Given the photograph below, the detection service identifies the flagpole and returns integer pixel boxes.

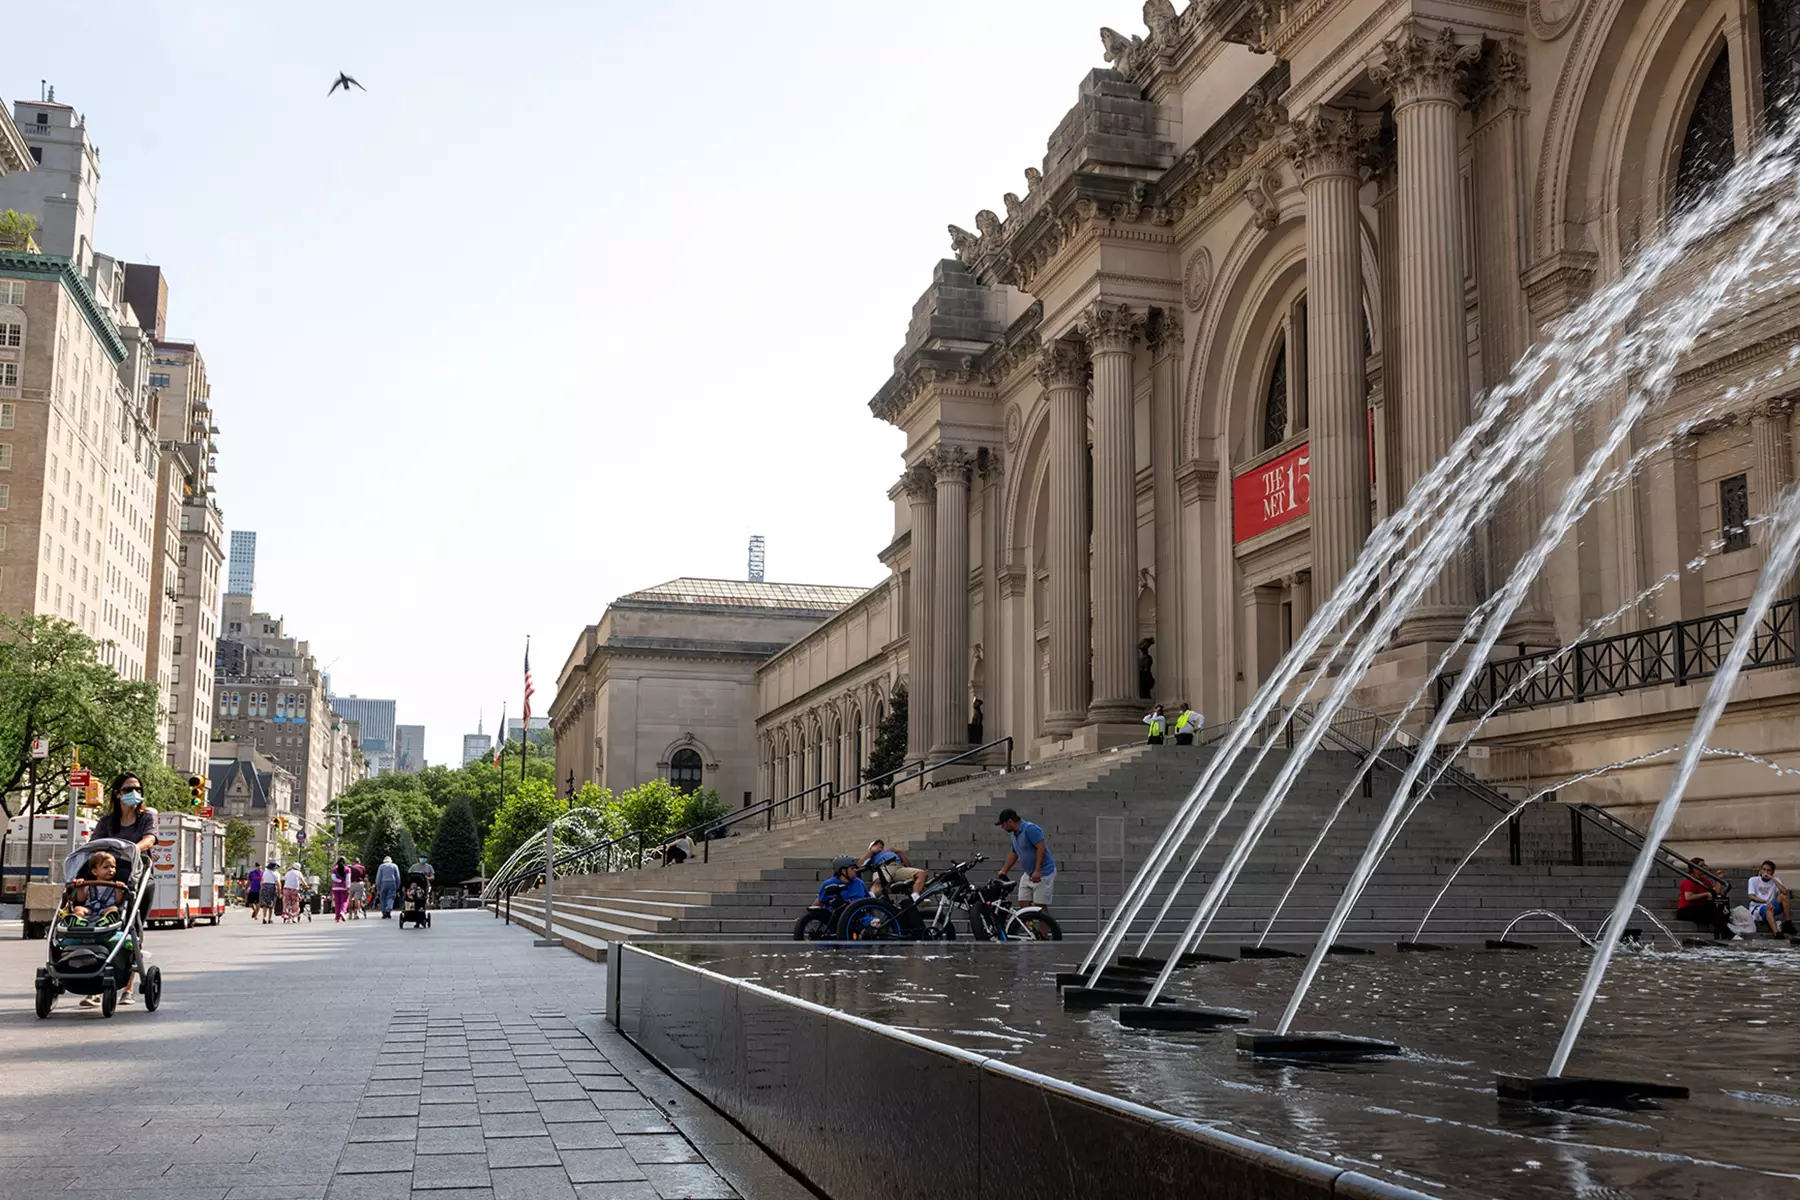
[521,636,531,793]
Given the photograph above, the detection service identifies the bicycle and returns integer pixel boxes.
[966,874,1063,941]
[838,857,985,941]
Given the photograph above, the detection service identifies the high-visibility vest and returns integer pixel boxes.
[1147,717,1165,737]
[1174,711,1192,732]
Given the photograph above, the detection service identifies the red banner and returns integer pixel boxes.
[1234,442,1310,542]
[1232,413,1376,544]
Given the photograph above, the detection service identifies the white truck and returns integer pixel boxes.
[147,811,227,928]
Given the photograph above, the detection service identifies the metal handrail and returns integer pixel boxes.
[489,779,837,923]
[831,736,1015,812]
[1439,595,1800,718]
[1288,701,1730,898]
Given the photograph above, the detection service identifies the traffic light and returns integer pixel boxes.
[188,775,205,806]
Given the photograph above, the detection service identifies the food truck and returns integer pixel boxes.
[3,811,97,939]
[147,811,227,928]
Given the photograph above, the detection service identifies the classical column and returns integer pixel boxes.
[1753,398,1797,585]
[1375,25,1482,642]
[977,450,1006,740]
[931,444,974,757]
[1147,309,1186,705]
[900,462,937,760]
[1036,342,1092,735]
[1287,107,1372,619]
[1081,303,1145,724]
[1372,126,1405,521]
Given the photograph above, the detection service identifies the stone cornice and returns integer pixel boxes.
[1521,250,1598,326]
[869,352,997,426]
[1675,325,1800,392]
[1157,64,1291,234]
[0,251,127,362]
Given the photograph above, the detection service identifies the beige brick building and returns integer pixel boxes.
[215,595,338,835]
[206,742,295,870]
[550,579,868,809]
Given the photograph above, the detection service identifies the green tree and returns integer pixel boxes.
[329,773,440,852]
[0,209,38,248]
[0,615,163,817]
[460,742,553,835]
[431,797,482,888]
[139,761,191,813]
[363,803,419,872]
[864,684,909,799]
[223,818,253,871]
[483,778,564,876]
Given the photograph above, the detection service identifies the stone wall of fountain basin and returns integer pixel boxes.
[608,943,1428,1200]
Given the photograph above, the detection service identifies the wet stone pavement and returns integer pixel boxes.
[0,908,807,1200]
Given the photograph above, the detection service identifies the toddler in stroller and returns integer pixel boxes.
[397,872,432,929]
[35,838,163,1019]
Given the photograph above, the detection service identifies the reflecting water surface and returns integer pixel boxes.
[650,941,1800,1199]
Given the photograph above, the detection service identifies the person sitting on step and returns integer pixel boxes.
[861,839,927,906]
[1675,858,1735,940]
[1747,860,1795,937]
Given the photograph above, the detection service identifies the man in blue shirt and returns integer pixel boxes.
[860,839,927,905]
[995,808,1055,907]
[818,857,869,908]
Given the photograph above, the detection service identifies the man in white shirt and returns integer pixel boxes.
[1747,860,1794,936]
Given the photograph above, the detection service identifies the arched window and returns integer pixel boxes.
[1673,46,1736,213]
[853,710,864,786]
[1762,0,1800,132]
[1262,340,1289,451]
[669,748,702,794]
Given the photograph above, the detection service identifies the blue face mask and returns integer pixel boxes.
[120,791,143,807]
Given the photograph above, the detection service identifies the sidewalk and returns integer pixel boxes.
[0,908,809,1200]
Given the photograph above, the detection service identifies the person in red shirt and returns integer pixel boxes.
[1676,857,1735,940]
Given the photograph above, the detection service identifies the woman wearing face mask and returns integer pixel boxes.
[93,773,158,857]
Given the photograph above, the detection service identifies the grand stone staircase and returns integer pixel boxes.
[501,741,1688,961]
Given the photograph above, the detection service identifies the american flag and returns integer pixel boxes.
[523,638,535,722]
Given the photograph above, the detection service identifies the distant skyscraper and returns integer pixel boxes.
[461,731,492,766]
[748,535,766,583]
[395,724,426,773]
[227,530,257,596]
[328,695,398,774]
[506,716,551,746]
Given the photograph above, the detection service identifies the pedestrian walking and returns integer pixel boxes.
[246,863,264,920]
[349,859,367,919]
[995,807,1056,908]
[330,856,351,922]
[258,860,279,924]
[375,855,401,918]
[281,863,304,924]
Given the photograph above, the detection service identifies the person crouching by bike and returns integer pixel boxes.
[861,839,928,907]
[995,808,1055,908]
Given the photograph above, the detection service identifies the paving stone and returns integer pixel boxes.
[411,1154,490,1189]
[599,1114,676,1137]
[571,1185,657,1200]
[418,1104,482,1128]
[368,1080,424,1097]
[527,1084,588,1102]
[557,1149,645,1184]
[222,1187,330,1200]
[479,1112,549,1138]
[617,1135,703,1166]
[471,1064,523,1078]
[351,1115,421,1144]
[326,1171,411,1200]
[360,1097,422,1119]
[409,1190,492,1200]
[474,1077,531,1095]
[336,1141,416,1175]
[533,1100,606,1123]
[416,1127,485,1155]
[640,1164,738,1199]
[484,1137,561,1169]
[476,1095,539,1115]
[542,1124,621,1151]
[576,1077,635,1093]
[488,1166,577,1200]
[585,1094,656,1113]
[422,1086,479,1105]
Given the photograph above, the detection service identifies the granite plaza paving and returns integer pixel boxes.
[0,908,809,1200]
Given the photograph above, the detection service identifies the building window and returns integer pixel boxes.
[0,321,20,347]
[148,373,170,388]
[669,748,703,795]
[0,402,12,428]
[1762,0,1800,131]
[0,363,17,388]
[0,484,8,510]
[0,282,22,306]
[1721,473,1752,551]
[1673,47,1735,213]
[1262,341,1289,451]
[0,445,10,471]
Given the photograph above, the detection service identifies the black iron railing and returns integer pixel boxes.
[831,737,1014,813]
[1439,596,1800,720]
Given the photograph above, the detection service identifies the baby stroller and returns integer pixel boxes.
[396,872,432,929]
[35,839,162,1019]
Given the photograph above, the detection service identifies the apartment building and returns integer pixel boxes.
[215,594,334,833]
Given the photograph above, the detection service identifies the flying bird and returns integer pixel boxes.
[328,73,366,96]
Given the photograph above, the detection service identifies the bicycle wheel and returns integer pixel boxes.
[966,904,997,941]
[1005,909,1063,941]
[838,898,902,941]
[793,911,834,941]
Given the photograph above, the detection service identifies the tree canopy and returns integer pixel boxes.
[865,684,908,798]
[0,615,164,817]
[362,804,418,872]
[431,797,482,887]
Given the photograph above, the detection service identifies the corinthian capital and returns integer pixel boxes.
[899,462,937,500]
[1284,106,1370,182]
[1469,38,1527,114]
[1371,24,1481,108]
[1079,302,1144,353]
[976,446,1005,482]
[1033,341,1089,388]
[930,443,975,483]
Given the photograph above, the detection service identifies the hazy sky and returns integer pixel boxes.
[17,0,1147,766]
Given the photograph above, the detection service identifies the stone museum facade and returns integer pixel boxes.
[557,1,1800,860]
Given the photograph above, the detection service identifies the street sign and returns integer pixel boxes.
[197,806,214,819]
[1467,746,1491,760]
[30,738,49,759]
[296,830,307,844]
[69,769,91,787]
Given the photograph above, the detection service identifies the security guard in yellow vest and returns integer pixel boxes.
[1172,704,1201,746]
[1142,704,1166,744]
